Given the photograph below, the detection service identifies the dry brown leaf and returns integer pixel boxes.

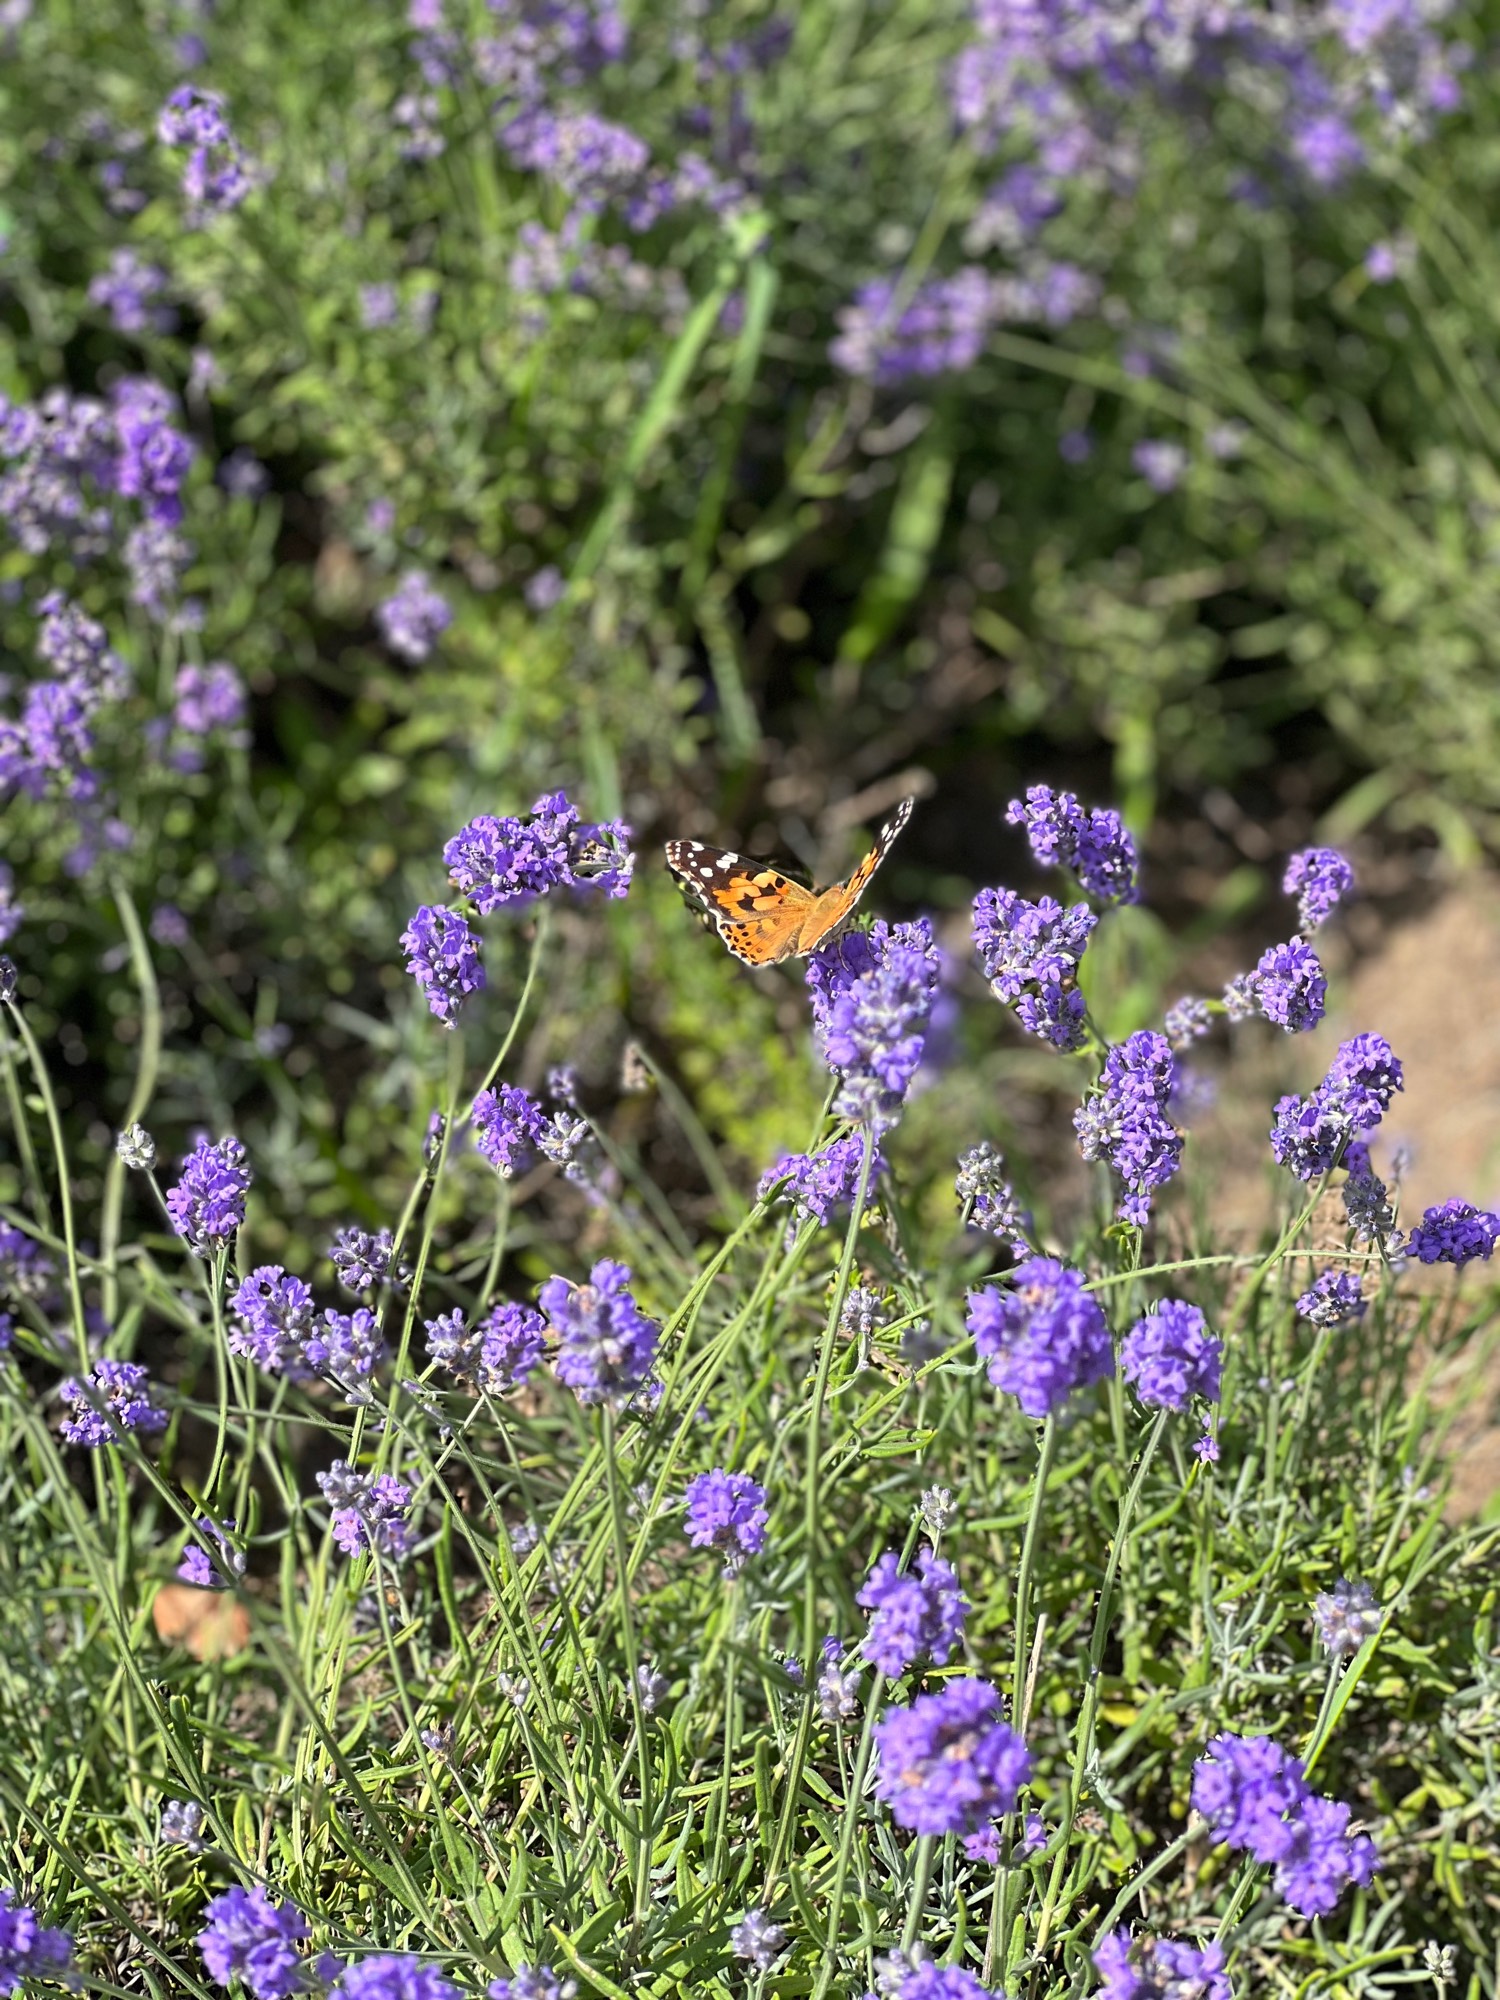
[151,1584,251,1661]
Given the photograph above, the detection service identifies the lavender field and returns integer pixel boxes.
[2,3,1499,1998]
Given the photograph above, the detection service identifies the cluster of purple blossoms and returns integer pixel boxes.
[329,1225,410,1295]
[113,376,194,522]
[488,1966,577,2000]
[299,1309,388,1400]
[972,888,1094,1050]
[1234,938,1328,1034]
[806,920,941,1132]
[817,1634,861,1723]
[1075,1031,1183,1226]
[728,1909,785,1974]
[160,1798,208,1851]
[230,1268,316,1378]
[1092,1931,1230,2000]
[954,1142,1031,1252]
[0,591,132,807]
[1271,1034,1403,1181]
[177,1514,245,1590]
[165,1134,252,1253]
[683,1468,769,1575]
[174,661,246,736]
[401,906,485,1023]
[867,1966,1000,2000]
[196,1885,310,1999]
[873,1677,1030,1835]
[88,246,174,334]
[967,1257,1113,1417]
[1296,1271,1366,1328]
[1163,997,1210,1050]
[499,106,649,211]
[59,1358,169,1447]
[1121,1301,1223,1412]
[1284,847,1355,933]
[1314,1577,1381,1657]
[857,1548,969,1675]
[0,1218,54,1302]
[1006,786,1139,905]
[376,568,452,662]
[1341,1141,1397,1246]
[425,1301,547,1396]
[1132,439,1188,494]
[158,85,254,217]
[443,790,635,910]
[0,1886,74,1994]
[332,1959,464,2000]
[0,385,195,615]
[471,1081,592,1183]
[759,1132,886,1228]
[541,1258,658,1408]
[316,1460,414,1562]
[962,1813,1047,1867]
[1191,1732,1378,1918]
[831,268,997,384]
[1403,1199,1499,1267]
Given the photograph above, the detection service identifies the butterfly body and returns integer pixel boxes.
[665,797,914,967]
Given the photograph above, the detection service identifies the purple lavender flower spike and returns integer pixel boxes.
[807,919,940,1132]
[402,906,485,1022]
[1074,1031,1182,1225]
[1004,786,1138,905]
[471,1083,548,1177]
[59,1358,169,1447]
[177,1515,246,1590]
[1314,1577,1380,1657]
[300,1308,388,1399]
[857,1547,969,1675]
[89,247,174,334]
[1121,1300,1222,1411]
[158,85,254,218]
[333,1956,465,1999]
[488,1968,578,2000]
[542,1258,659,1408]
[229,1267,317,1378]
[1247,939,1327,1033]
[329,1225,410,1295]
[1132,439,1187,493]
[376,569,452,662]
[174,662,246,735]
[1163,997,1210,1050]
[1093,1931,1230,2000]
[683,1468,768,1575]
[1403,1199,1500,1266]
[196,1884,310,1997]
[972,889,1094,1051]
[0,1887,74,1992]
[1271,1035,1403,1181]
[758,1133,886,1227]
[165,1135,252,1253]
[873,1677,1029,1835]
[967,1256,1112,1416]
[955,1142,1031,1251]
[1191,1730,1377,1918]
[316,1460,414,1561]
[1283,848,1354,933]
[830,269,997,384]
[112,376,194,521]
[1295,1271,1366,1327]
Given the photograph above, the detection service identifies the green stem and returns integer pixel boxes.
[814,1672,886,1997]
[1012,1417,1060,1719]
[900,1834,939,1955]
[3,992,87,1358]
[99,875,162,1326]
[769,1125,877,1886]
[603,1405,654,1931]
[1035,1408,1170,1952]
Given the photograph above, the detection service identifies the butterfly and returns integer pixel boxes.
[665,797,914,967]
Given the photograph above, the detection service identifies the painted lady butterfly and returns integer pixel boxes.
[665,797,914,967]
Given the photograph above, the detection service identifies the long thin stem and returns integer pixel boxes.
[100,875,162,1326]
[900,1834,939,1954]
[603,1405,654,1932]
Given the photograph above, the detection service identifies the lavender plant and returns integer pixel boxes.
[2,769,1497,2000]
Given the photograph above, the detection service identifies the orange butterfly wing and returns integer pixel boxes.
[665,798,914,967]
